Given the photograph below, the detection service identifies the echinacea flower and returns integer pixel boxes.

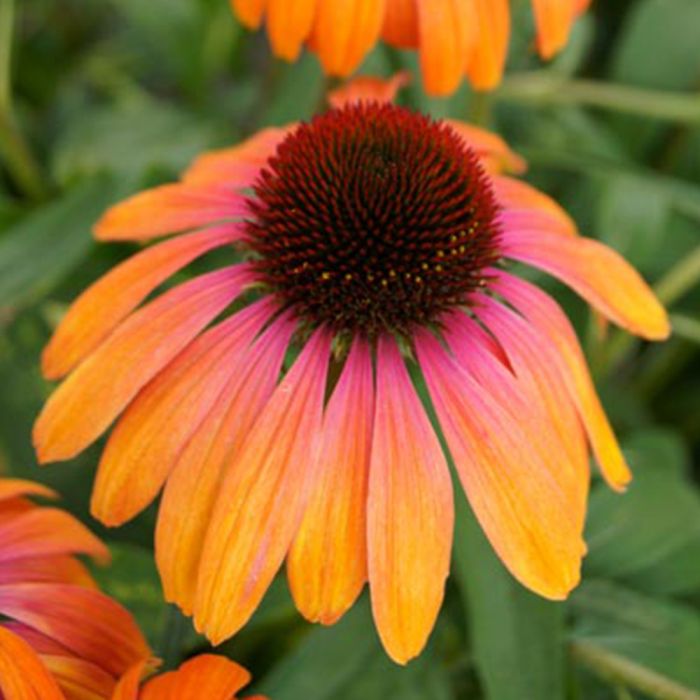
[230,0,592,93]
[0,478,262,700]
[34,79,668,665]
[0,477,151,699]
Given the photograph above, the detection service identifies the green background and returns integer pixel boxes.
[1,0,699,698]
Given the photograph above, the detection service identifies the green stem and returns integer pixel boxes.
[468,90,492,127]
[0,0,13,111]
[498,73,700,123]
[572,640,700,700]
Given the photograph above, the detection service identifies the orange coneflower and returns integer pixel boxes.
[34,79,668,665]
[0,478,262,700]
[230,0,592,94]
[0,478,151,699]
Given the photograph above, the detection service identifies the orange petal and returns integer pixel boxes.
[0,583,151,678]
[230,0,267,29]
[381,0,419,48]
[466,0,510,90]
[141,655,250,700]
[194,328,331,644]
[417,0,475,96]
[493,270,632,491]
[0,508,108,565]
[328,71,411,109]
[265,0,318,61]
[111,659,154,700]
[0,555,96,589]
[42,225,243,380]
[367,336,453,665]
[531,0,578,59]
[183,127,293,187]
[500,227,670,340]
[94,184,251,242]
[493,175,577,235]
[416,330,584,600]
[34,265,253,464]
[42,655,116,700]
[288,337,374,624]
[157,315,295,613]
[445,119,526,174]
[91,299,275,527]
[312,0,386,76]
[0,480,56,504]
[0,626,66,700]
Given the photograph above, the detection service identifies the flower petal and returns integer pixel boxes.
[381,0,418,47]
[91,299,276,527]
[230,0,267,29]
[466,0,510,90]
[445,120,526,174]
[415,329,584,600]
[0,584,150,678]
[312,0,386,76]
[328,72,411,109]
[111,660,153,700]
[288,337,374,625]
[42,225,244,380]
[532,0,578,59]
[34,265,254,464]
[156,314,295,614]
[493,270,632,490]
[0,480,57,504]
[194,328,331,644]
[42,655,116,700]
[141,656,251,700]
[265,0,318,61]
[0,626,66,700]
[500,226,670,340]
[94,184,251,242]
[0,508,109,565]
[0,556,96,588]
[417,0,475,96]
[368,336,453,665]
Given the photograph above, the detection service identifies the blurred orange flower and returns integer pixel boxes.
[230,0,592,94]
[34,77,667,664]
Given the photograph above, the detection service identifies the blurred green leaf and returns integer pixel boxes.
[585,429,700,596]
[0,176,114,319]
[453,494,566,700]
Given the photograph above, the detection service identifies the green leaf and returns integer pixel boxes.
[255,598,451,700]
[453,494,566,700]
[585,429,700,596]
[0,177,115,320]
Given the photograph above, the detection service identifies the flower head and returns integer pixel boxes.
[34,79,668,664]
[230,0,593,93]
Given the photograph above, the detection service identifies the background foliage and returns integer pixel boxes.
[1,0,699,698]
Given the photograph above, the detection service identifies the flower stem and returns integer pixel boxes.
[572,640,700,700]
[498,72,700,123]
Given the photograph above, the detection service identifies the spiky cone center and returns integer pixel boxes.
[245,103,501,337]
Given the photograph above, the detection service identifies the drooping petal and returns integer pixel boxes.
[0,626,66,700]
[466,0,510,90]
[500,226,670,340]
[368,336,453,665]
[183,127,292,187]
[445,120,526,174]
[0,584,150,678]
[230,0,267,29]
[492,175,577,235]
[0,481,55,506]
[42,655,116,700]
[194,328,331,644]
[531,0,578,59]
[381,0,418,47]
[0,556,96,589]
[91,298,276,527]
[94,185,251,242]
[141,656,251,700]
[415,329,584,600]
[312,0,386,76]
[417,0,475,96]
[110,660,152,700]
[34,265,254,464]
[42,225,244,380]
[0,508,109,565]
[288,337,374,625]
[265,0,318,61]
[156,314,295,613]
[493,270,632,490]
